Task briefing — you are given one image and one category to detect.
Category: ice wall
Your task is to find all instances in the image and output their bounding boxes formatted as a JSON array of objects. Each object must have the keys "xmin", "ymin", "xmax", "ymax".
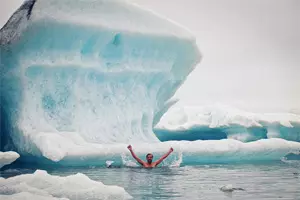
[{"xmin": 0, "ymin": 0, "xmax": 200, "ymax": 157}]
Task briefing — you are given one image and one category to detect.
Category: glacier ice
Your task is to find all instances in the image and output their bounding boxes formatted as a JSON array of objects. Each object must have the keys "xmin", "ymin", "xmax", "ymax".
[
  {"xmin": 0, "ymin": 151, "xmax": 20, "ymax": 169},
  {"xmin": 0, "ymin": 0, "xmax": 200, "ymax": 159},
  {"xmin": 0, "ymin": 170, "xmax": 132, "ymax": 199},
  {"xmin": 1, "ymin": 0, "xmax": 299, "ymax": 167},
  {"xmin": 155, "ymin": 104, "xmax": 300, "ymax": 142}
]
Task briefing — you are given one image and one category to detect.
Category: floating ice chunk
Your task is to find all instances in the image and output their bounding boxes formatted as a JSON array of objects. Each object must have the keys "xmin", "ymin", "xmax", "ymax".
[
  {"xmin": 220, "ymin": 184, "xmax": 245, "ymax": 192},
  {"xmin": 0, "ymin": 192, "xmax": 68, "ymax": 200},
  {"xmin": 105, "ymin": 160, "xmax": 114, "ymax": 168},
  {"xmin": 0, "ymin": 170, "xmax": 132, "ymax": 200},
  {"xmin": 0, "ymin": 151, "xmax": 20, "ymax": 169}
]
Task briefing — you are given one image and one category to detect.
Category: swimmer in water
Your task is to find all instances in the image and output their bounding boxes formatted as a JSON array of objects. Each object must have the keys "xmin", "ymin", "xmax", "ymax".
[{"xmin": 127, "ymin": 145, "xmax": 173, "ymax": 168}]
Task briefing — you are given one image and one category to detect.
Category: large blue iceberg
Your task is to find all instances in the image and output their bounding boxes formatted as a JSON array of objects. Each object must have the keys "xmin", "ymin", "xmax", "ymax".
[
  {"xmin": 1, "ymin": 0, "xmax": 299, "ymax": 167},
  {"xmin": 1, "ymin": 0, "xmax": 199, "ymax": 162}
]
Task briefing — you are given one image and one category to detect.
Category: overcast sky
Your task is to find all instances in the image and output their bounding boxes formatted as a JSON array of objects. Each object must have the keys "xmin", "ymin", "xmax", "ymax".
[{"xmin": 1, "ymin": 0, "xmax": 299, "ymax": 113}]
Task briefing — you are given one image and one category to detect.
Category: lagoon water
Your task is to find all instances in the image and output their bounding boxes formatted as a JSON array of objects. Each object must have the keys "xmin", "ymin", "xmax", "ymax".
[{"xmin": 2, "ymin": 162, "xmax": 299, "ymax": 200}]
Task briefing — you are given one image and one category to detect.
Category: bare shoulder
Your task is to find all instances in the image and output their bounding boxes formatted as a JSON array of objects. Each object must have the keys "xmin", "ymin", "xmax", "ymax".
[{"xmin": 152, "ymin": 162, "xmax": 159, "ymax": 167}]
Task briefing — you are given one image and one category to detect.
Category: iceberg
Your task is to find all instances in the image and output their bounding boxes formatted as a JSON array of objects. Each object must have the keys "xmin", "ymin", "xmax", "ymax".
[
  {"xmin": 1, "ymin": 0, "xmax": 299, "ymax": 167},
  {"xmin": 0, "ymin": 0, "xmax": 200, "ymax": 160},
  {"xmin": 0, "ymin": 192, "xmax": 69, "ymax": 200},
  {"xmin": 0, "ymin": 192, "xmax": 68, "ymax": 200},
  {"xmin": 0, "ymin": 170, "xmax": 132, "ymax": 199},
  {"xmin": 155, "ymin": 104, "xmax": 300, "ymax": 142},
  {"xmin": 0, "ymin": 151, "xmax": 20, "ymax": 169}
]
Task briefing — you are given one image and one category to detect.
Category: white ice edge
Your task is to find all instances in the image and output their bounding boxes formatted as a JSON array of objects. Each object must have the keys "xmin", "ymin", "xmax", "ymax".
[
  {"xmin": 31, "ymin": 0, "xmax": 196, "ymax": 40},
  {"xmin": 0, "ymin": 151, "xmax": 20, "ymax": 169},
  {"xmin": 0, "ymin": 170, "xmax": 132, "ymax": 200}
]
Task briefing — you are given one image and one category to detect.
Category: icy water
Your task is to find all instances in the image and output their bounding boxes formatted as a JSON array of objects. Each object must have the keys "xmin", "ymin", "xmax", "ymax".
[{"xmin": 2, "ymin": 162, "xmax": 300, "ymax": 200}]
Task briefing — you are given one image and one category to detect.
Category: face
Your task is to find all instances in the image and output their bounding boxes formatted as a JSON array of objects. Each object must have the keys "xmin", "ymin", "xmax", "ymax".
[{"xmin": 146, "ymin": 154, "xmax": 153, "ymax": 163}]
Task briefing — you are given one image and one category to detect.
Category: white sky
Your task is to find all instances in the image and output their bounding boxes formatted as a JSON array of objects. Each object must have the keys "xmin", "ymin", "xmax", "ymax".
[{"xmin": 1, "ymin": 0, "xmax": 299, "ymax": 113}]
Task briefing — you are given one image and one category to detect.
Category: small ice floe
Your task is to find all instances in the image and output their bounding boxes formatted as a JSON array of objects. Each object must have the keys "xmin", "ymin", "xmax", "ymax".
[
  {"xmin": 0, "ymin": 192, "xmax": 68, "ymax": 200},
  {"xmin": 106, "ymin": 160, "xmax": 115, "ymax": 168},
  {"xmin": 220, "ymin": 184, "xmax": 245, "ymax": 192},
  {"xmin": 0, "ymin": 151, "xmax": 20, "ymax": 169},
  {"xmin": 0, "ymin": 170, "xmax": 132, "ymax": 199}
]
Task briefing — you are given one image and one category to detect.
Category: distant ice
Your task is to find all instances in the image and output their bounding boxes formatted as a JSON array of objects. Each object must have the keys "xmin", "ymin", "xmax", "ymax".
[
  {"xmin": 157, "ymin": 104, "xmax": 300, "ymax": 130},
  {"xmin": 0, "ymin": 151, "xmax": 20, "ymax": 169},
  {"xmin": 155, "ymin": 104, "xmax": 300, "ymax": 142},
  {"xmin": 0, "ymin": 170, "xmax": 132, "ymax": 200}
]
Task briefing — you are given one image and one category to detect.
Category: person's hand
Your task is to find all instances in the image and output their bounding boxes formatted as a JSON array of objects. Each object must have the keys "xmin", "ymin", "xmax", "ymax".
[
  {"xmin": 127, "ymin": 145, "xmax": 132, "ymax": 151},
  {"xmin": 170, "ymin": 147, "xmax": 174, "ymax": 152}
]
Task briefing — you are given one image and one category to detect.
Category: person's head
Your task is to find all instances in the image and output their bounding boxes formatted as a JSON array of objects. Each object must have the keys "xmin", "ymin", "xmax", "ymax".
[{"xmin": 146, "ymin": 153, "xmax": 153, "ymax": 164}]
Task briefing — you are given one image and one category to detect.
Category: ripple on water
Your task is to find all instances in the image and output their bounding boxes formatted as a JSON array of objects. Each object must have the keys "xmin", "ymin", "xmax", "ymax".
[{"xmin": 1, "ymin": 163, "xmax": 300, "ymax": 200}]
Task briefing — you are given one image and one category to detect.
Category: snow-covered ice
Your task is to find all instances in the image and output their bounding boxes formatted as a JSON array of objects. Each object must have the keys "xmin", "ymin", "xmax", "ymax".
[{"xmin": 0, "ymin": 170, "xmax": 132, "ymax": 200}]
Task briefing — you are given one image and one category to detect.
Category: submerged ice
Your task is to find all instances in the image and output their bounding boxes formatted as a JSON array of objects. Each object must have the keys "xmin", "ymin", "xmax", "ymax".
[{"xmin": 0, "ymin": 0, "xmax": 200, "ymax": 158}]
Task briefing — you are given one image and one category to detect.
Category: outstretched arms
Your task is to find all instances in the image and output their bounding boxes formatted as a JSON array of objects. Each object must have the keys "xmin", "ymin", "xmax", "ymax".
[
  {"xmin": 154, "ymin": 148, "xmax": 173, "ymax": 166},
  {"xmin": 127, "ymin": 145, "xmax": 145, "ymax": 166}
]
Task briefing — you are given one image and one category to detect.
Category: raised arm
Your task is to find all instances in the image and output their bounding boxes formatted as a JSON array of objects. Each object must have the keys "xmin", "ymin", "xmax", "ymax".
[
  {"xmin": 154, "ymin": 148, "xmax": 173, "ymax": 166},
  {"xmin": 127, "ymin": 145, "xmax": 145, "ymax": 166}
]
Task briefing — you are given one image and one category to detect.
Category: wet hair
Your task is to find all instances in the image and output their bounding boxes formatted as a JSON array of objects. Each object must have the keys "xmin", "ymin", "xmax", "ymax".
[{"xmin": 146, "ymin": 153, "xmax": 153, "ymax": 158}]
